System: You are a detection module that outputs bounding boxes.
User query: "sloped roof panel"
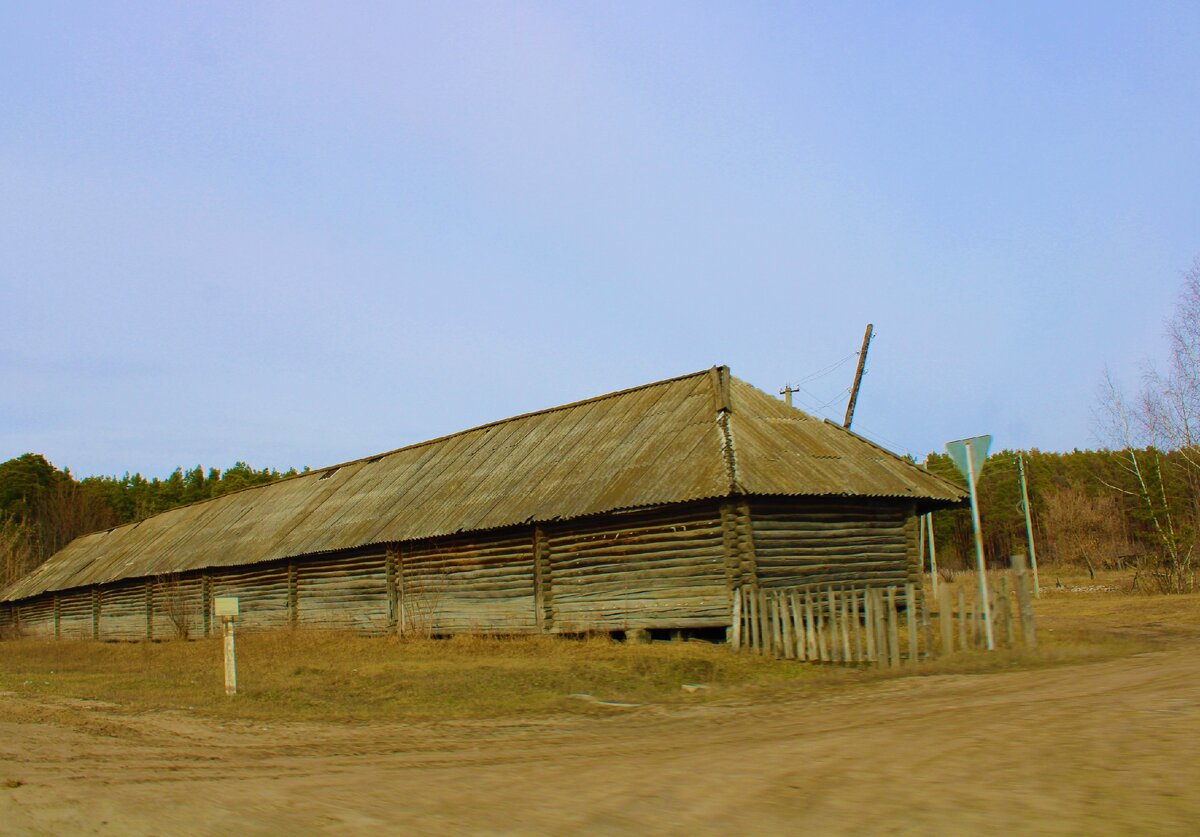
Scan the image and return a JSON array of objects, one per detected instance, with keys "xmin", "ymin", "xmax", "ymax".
[{"xmin": 3, "ymin": 367, "xmax": 964, "ymax": 601}]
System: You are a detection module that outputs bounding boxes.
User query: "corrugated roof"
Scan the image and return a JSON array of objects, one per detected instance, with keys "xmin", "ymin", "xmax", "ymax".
[{"xmin": 2, "ymin": 367, "xmax": 965, "ymax": 601}]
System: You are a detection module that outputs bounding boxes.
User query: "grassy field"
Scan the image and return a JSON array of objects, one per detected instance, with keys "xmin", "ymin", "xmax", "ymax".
[{"xmin": 0, "ymin": 567, "xmax": 1193, "ymax": 723}]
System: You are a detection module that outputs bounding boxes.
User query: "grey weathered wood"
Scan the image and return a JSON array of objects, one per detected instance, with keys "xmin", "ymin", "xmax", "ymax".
[
  {"xmin": 92, "ymin": 588, "xmax": 101, "ymax": 640},
  {"xmin": 144, "ymin": 580, "xmax": 153, "ymax": 641},
  {"xmin": 288, "ymin": 559, "xmax": 299, "ymax": 628},
  {"xmin": 886, "ymin": 586, "xmax": 901, "ymax": 668},
  {"xmin": 905, "ymin": 582, "xmax": 918, "ymax": 665},
  {"xmin": 863, "ymin": 588, "xmax": 877, "ymax": 662},
  {"xmin": 998, "ymin": 575, "xmax": 1015, "ymax": 647},
  {"xmin": 918, "ymin": 586, "xmax": 933, "ymax": 660},
  {"xmin": 749, "ymin": 588, "xmax": 761, "ymax": 653},
  {"xmin": 779, "ymin": 591, "xmax": 795, "ymax": 659},
  {"xmin": 1011, "ymin": 554, "xmax": 1037, "ymax": 650},
  {"xmin": 849, "ymin": 591, "xmax": 862, "ymax": 662},
  {"xmin": 815, "ymin": 594, "xmax": 829, "ymax": 662},
  {"xmin": 730, "ymin": 586, "xmax": 743, "ymax": 651},
  {"xmin": 957, "ymin": 586, "xmax": 968, "ymax": 651},
  {"xmin": 803, "ymin": 591, "xmax": 817, "ymax": 660},
  {"xmin": 938, "ymin": 582, "xmax": 953, "ymax": 655},
  {"xmin": 839, "ymin": 590, "xmax": 852, "ymax": 662},
  {"xmin": 772, "ymin": 589, "xmax": 782, "ymax": 657}
]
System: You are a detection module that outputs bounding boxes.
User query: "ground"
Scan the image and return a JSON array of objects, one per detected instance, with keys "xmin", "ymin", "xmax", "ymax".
[{"xmin": 1, "ymin": 575, "xmax": 1198, "ymax": 835}]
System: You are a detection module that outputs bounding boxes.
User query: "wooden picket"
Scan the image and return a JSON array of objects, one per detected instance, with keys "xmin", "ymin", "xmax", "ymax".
[{"xmin": 731, "ymin": 565, "xmax": 1037, "ymax": 665}]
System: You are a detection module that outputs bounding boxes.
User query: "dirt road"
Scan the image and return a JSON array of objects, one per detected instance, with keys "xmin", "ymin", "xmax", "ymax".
[{"xmin": 2, "ymin": 647, "xmax": 1198, "ymax": 835}]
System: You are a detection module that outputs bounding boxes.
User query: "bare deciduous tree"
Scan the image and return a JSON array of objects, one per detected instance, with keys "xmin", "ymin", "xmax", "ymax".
[{"xmin": 1099, "ymin": 259, "xmax": 1200, "ymax": 593}]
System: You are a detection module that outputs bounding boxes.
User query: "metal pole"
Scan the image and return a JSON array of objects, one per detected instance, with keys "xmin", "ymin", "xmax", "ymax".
[
  {"xmin": 223, "ymin": 616, "xmax": 238, "ymax": 696},
  {"xmin": 926, "ymin": 513, "xmax": 940, "ymax": 597},
  {"xmin": 964, "ymin": 440, "xmax": 994, "ymax": 649},
  {"xmin": 1016, "ymin": 452, "xmax": 1041, "ymax": 597},
  {"xmin": 842, "ymin": 324, "xmax": 874, "ymax": 429}
]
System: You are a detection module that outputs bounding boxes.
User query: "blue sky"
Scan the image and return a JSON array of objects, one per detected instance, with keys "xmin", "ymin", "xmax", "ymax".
[{"xmin": 3, "ymin": 2, "xmax": 1198, "ymax": 477}]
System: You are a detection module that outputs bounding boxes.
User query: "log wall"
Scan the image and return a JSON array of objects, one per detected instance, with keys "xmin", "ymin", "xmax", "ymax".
[
  {"xmin": 297, "ymin": 549, "xmax": 389, "ymax": 634},
  {"xmin": 400, "ymin": 532, "xmax": 537, "ymax": 636},
  {"xmin": 547, "ymin": 506, "xmax": 729, "ymax": 631},
  {"xmin": 1, "ymin": 497, "xmax": 925, "ymax": 641},
  {"xmin": 750, "ymin": 499, "xmax": 912, "ymax": 590}
]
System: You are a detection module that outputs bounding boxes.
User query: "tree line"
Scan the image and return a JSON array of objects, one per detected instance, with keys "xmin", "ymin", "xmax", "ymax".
[
  {"xmin": 0, "ymin": 444, "xmax": 1190, "ymax": 593},
  {"xmin": 924, "ymin": 447, "xmax": 1192, "ymax": 591},
  {"xmin": 0, "ymin": 454, "xmax": 304, "ymax": 587}
]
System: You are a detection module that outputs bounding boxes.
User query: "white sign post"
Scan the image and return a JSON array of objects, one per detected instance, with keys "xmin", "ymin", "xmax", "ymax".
[
  {"xmin": 946, "ymin": 435, "xmax": 995, "ymax": 650},
  {"xmin": 214, "ymin": 597, "xmax": 239, "ymax": 696}
]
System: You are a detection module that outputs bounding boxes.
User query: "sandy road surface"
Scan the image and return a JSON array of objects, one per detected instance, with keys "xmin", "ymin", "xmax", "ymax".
[{"xmin": 1, "ymin": 648, "xmax": 1198, "ymax": 836}]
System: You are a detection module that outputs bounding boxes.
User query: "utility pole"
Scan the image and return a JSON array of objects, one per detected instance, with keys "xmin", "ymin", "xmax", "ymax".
[
  {"xmin": 780, "ymin": 384, "xmax": 800, "ymax": 407},
  {"xmin": 842, "ymin": 323, "xmax": 874, "ymax": 429},
  {"xmin": 1016, "ymin": 452, "xmax": 1041, "ymax": 597}
]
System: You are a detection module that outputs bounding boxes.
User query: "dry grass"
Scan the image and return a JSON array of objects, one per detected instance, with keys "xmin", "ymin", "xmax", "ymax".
[{"xmin": 1, "ymin": 567, "xmax": 1192, "ymax": 723}]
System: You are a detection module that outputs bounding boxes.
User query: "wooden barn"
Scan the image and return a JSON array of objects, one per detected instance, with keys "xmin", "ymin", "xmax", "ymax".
[{"xmin": 0, "ymin": 367, "xmax": 964, "ymax": 641}]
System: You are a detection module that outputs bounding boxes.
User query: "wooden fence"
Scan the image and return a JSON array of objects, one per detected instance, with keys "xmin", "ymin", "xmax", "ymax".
[{"xmin": 731, "ymin": 557, "xmax": 1038, "ymax": 665}]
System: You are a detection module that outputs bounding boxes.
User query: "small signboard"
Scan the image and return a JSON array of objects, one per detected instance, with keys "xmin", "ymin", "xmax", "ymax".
[
  {"xmin": 946, "ymin": 435, "xmax": 992, "ymax": 485},
  {"xmin": 213, "ymin": 596, "xmax": 240, "ymax": 618}
]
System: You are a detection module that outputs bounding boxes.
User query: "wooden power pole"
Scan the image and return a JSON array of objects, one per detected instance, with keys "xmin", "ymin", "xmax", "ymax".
[{"xmin": 842, "ymin": 323, "xmax": 874, "ymax": 429}]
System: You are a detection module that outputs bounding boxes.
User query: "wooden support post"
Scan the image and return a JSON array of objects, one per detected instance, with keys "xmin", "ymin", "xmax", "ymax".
[
  {"xmin": 873, "ymin": 588, "xmax": 887, "ymax": 666},
  {"xmin": 145, "ymin": 580, "xmax": 154, "ymax": 641},
  {"xmin": 201, "ymin": 575, "xmax": 212, "ymax": 638},
  {"xmin": 905, "ymin": 583, "xmax": 918, "ymax": 666},
  {"xmin": 385, "ymin": 548, "xmax": 398, "ymax": 634},
  {"xmin": 1011, "ymin": 554, "xmax": 1038, "ymax": 650},
  {"xmin": 918, "ymin": 587, "xmax": 933, "ymax": 660},
  {"xmin": 926, "ymin": 514, "xmax": 940, "ymax": 598},
  {"xmin": 92, "ymin": 588, "xmax": 101, "ymax": 640},
  {"xmin": 886, "ymin": 587, "xmax": 901, "ymax": 668},
  {"xmin": 288, "ymin": 559, "xmax": 299, "ymax": 629},
  {"xmin": 730, "ymin": 587, "xmax": 743, "ymax": 651},
  {"xmin": 396, "ymin": 543, "xmax": 409, "ymax": 637},
  {"xmin": 53, "ymin": 594, "xmax": 61, "ymax": 640},
  {"xmin": 533, "ymin": 527, "xmax": 552, "ymax": 633}
]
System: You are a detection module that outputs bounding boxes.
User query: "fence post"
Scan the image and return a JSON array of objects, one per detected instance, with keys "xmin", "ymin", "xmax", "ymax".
[
  {"xmin": 1011, "ymin": 554, "xmax": 1038, "ymax": 650},
  {"xmin": 998, "ymin": 576, "xmax": 1015, "ymax": 647},
  {"xmin": 748, "ymin": 588, "xmax": 761, "ymax": 653},
  {"xmin": 937, "ymin": 583, "xmax": 953, "ymax": 656},
  {"xmin": 886, "ymin": 587, "xmax": 901, "ymax": 668},
  {"xmin": 844, "ymin": 589, "xmax": 854, "ymax": 661},
  {"xmin": 779, "ymin": 592, "xmax": 795, "ymax": 659},
  {"xmin": 804, "ymin": 591, "xmax": 817, "ymax": 660},
  {"xmin": 905, "ymin": 583, "xmax": 918, "ymax": 665},
  {"xmin": 863, "ymin": 589, "xmax": 877, "ymax": 662},
  {"xmin": 851, "ymin": 591, "xmax": 864, "ymax": 662},
  {"xmin": 790, "ymin": 591, "xmax": 805, "ymax": 660},
  {"xmin": 956, "ymin": 587, "xmax": 968, "ymax": 650}
]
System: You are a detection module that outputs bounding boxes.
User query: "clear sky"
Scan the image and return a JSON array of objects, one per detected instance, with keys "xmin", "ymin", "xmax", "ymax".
[{"xmin": 3, "ymin": 2, "xmax": 1198, "ymax": 478}]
